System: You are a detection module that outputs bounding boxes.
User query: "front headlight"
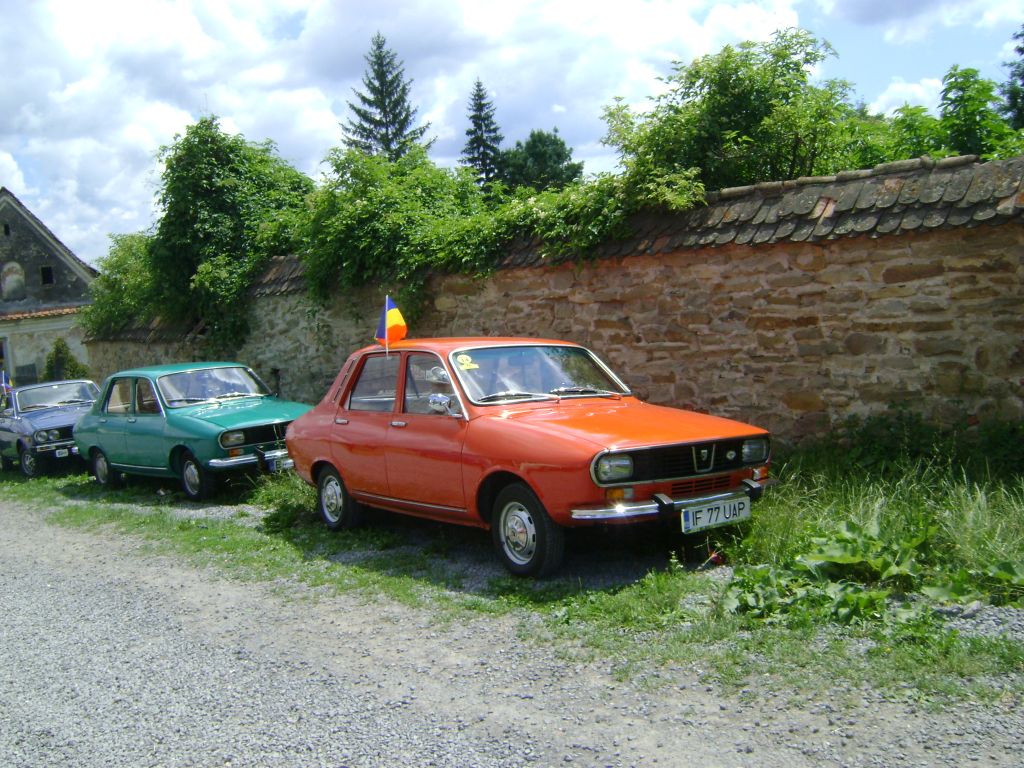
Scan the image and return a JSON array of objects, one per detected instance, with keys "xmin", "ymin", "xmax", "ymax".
[
  {"xmin": 34, "ymin": 429, "xmax": 61, "ymax": 444},
  {"xmin": 220, "ymin": 430, "xmax": 246, "ymax": 448},
  {"xmin": 742, "ymin": 438, "xmax": 770, "ymax": 464},
  {"xmin": 595, "ymin": 453, "xmax": 634, "ymax": 483}
]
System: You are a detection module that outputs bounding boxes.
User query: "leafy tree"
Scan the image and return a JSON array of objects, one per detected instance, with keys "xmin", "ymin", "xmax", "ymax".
[
  {"xmin": 1000, "ymin": 25, "xmax": 1024, "ymax": 130},
  {"xmin": 603, "ymin": 29, "xmax": 855, "ymax": 191},
  {"xmin": 939, "ymin": 66, "xmax": 1013, "ymax": 156},
  {"xmin": 79, "ymin": 232, "xmax": 155, "ymax": 338},
  {"xmin": 497, "ymin": 128, "xmax": 583, "ymax": 191},
  {"xmin": 147, "ymin": 116, "xmax": 313, "ymax": 351},
  {"xmin": 462, "ymin": 78, "xmax": 504, "ymax": 186},
  {"xmin": 43, "ymin": 338, "xmax": 90, "ymax": 381},
  {"xmin": 344, "ymin": 32, "xmax": 431, "ymax": 160},
  {"xmin": 302, "ymin": 146, "xmax": 501, "ymax": 307},
  {"xmin": 887, "ymin": 104, "xmax": 946, "ymax": 159}
]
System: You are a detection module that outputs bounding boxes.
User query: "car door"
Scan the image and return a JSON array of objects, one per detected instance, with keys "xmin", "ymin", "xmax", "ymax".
[
  {"xmin": 124, "ymin": 377, "xmax": 169, "ymax": 470},
  {"xmin": 329, "ymin": 352, "xmax": 399, "ymax": 499},
  {"xmin": 384, "ymin": 353, "xmax": 468, "ymax": 518},
  {"xmin": 94, "ymin": 378, "xmax": 132, "ymax": 464},
  {"xmin": 0, "ymin": 391, "xmax": 15, "ymax": 458}
]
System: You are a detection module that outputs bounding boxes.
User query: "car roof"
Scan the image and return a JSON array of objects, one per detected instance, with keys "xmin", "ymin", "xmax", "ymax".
[
  {"xmin": 106, "ymin": 362, "xmax": 251, "ymax": 378},
  {"xmin": 352, "ymin": 337, "xmax": 585, "ymax": 357}
]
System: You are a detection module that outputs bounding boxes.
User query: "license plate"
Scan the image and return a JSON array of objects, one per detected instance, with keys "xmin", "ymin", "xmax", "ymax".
[
  {"xmin": 55, "ymin": 448, "xmax": 69, "ymax": 458},
  {"xmin": 682, "ymin": 496, "xmax": 751, "ymax": 532}
]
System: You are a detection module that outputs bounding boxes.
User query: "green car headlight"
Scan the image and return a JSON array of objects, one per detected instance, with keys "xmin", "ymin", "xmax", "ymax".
[
  {"xmin": 219, "ymin": 430, "xmax": 246, "ymax": 448},
  {"xmin": 595, "ymin": 453, "xmax": 633, "ymax": 483},
  {"xmin": 742, "ymin": 438, "xmax": 770, "ymax": 464}
]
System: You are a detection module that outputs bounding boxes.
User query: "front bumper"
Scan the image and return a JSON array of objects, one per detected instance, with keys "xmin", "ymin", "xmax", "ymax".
[
  {"xmin": 570, "ymin": 478, "xmax": 775, "ymax": 521},
  {"xmin": 208, "ymin": 447, "xmax": 294, "ymax": 471},
  {"xmin": 33, "ymin": 440, "xmax": 79, "ymax": 457}
]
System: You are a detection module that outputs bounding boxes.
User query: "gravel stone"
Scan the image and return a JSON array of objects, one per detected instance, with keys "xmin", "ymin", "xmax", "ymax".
[{"xmin": 1, "ymin": 496, "xmax": 1022, "ymax": 767}]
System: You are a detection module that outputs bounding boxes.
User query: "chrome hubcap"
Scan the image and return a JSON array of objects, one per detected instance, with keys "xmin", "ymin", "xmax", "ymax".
[
  {"xmin": 95, "ymin": 454, "xmax": 108, "ymax": 483},
  {"xmin": 183, "ymin": 461, "xmax": 201, "ymax": 495},
  {"xmin": 500, "ymin": 501, "xmax": 536, "ymax": 565},
  {"xmin": 21, "ymin": 451, "xmax": 36, "ymax": 476},
  {"xmin": 321, "ymin": 476, "xmax": 343, "ymax": 523}
]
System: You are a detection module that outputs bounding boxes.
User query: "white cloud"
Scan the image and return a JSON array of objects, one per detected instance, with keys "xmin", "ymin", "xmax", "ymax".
[
  {"xmin": 868, "ymin": 77, "xmax": 944, "ymax": 116},
  {"xmin": 0, "ymin": 152, "xmax": 27, "ymax": 194}
]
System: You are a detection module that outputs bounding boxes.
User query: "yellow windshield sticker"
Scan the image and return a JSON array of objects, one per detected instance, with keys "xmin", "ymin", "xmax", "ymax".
[{"xmin": 456, "ymin": 354, "xmax": 479, "ymax": 370}]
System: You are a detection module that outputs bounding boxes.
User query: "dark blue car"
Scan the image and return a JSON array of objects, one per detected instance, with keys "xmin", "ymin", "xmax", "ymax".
[{"xmin": 0, "ymin": 379, "xmax": 99, "ymax": 477}]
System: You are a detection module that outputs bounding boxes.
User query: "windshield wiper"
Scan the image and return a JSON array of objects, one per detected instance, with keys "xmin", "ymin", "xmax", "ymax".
[
  {"xmin": 477, "ymin": 390, "xmax": 555, "ymax": 403},
  {"xmin": 548, "ymin": 386, "xmax": 622, "ymax": 399},
  {"xmin": 217, "ymin": 391, "xmax": 260, "ymax": 399},
  {"xmin": 58, "ymin": 398, "xmax": 93, "ymax": 405},
  {"xmin": 20, "ymin": 404, "xmax": 50, "ymax": 411},
  {"xmin": 166, "ymin": 397, "xmax": 210, "ymax": 404}
]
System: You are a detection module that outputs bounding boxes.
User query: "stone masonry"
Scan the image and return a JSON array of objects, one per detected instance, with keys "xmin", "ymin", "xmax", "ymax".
[{"xmin": 85, "ymin": 155, "xmax": 1024, "ymax": 443}]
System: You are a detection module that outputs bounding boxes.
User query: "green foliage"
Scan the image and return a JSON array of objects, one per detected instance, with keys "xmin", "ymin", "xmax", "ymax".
[
  {"xmin": 146, "ymin": 116, "xmax": 312, "ymax": 353},
  {"xmin": 939, "ymin": 66, "xmax": 1018, "ymax": 157},
  {"xmin": 344, "ymin": 32, "xmax": 431, "ymax": 160},
  {"xmin": 462, "ymin": 78, "xmax": 503, "ymax": 186},
  {"xmin": 43, "ymin": 338, "xmax": 90, "ymax": 381},
  {"xmin": 1000, "ymin": 25, "xmax": 1024, "ymax": 129},
  {"xmin": 497, "ymin": 128, "xmax": 584, "ymax": 191},
  {"xmin": 79, "ymin": 232, "xmax": 155, "ymax": 338},
  {"xmin": 723, "ymin": 411, "xmax": 1024, "ymax": 627}
]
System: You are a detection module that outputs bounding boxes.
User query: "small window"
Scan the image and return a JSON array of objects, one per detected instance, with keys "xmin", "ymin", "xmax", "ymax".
[
  {"xmin": 348, "ymin": 354, "xmax": 399, "ymax": 412},
  {"xmin": 135, "ymin": 379, "xmax": 160, "ymax": 415},
  {"xmin": 41, "ymin": 266, "xmax": 54, "ymax": 285},
  {"xmin": 3, "ymin": 224, "xmax": 9, "ymax": 236},
  {"xmin": 104, "ymin": 379, "xmax": 132, "ymax": 415}
]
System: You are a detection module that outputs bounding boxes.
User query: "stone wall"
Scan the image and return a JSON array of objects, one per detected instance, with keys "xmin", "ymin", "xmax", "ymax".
[
  {"xmin": 2, "ymin": 313, "xmax": 89, "ymax": 385},
  {"xmin": 88, "ymin": 222, "xmax": 1023, "ymax": 443}
]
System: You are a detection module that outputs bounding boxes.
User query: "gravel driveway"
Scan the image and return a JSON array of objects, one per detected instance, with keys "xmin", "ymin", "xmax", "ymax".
[{"xmin": 1, "ymin": 497, "xmax": 1021, "ymax": 768}]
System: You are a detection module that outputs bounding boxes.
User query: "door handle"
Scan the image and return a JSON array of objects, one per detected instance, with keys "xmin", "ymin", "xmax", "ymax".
[
  {"xmin": 128, "ymin": 418, "xmax": 137, "ymax": 423},
  {"xmin": 334, "ymin": 418, "xmax": 349, "ymax": 425},
  {"xmin": 390, "ymin": 421, "xmax": 407, "ymax": 428}
]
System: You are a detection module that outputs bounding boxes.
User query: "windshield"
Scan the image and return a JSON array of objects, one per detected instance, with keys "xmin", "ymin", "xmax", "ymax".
[
  {"xmin": 450, "ymin": 345, "xmax": 629, "ymax": 404},
  {"xmin": 157, "ymin": 366, "xmax": 270, "ymax": 407},
  {"xmin": 15, "ymin": 381, "xmax": 99, "ymax": 411}
]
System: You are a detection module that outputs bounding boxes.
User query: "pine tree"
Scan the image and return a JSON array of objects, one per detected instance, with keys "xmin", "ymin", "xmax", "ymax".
[
  {"xmin": 344, "ymin": 32, "xmax": 431, "ymax": 160},
  {"xmin": 1000, "ymin": 25, "xmax": 1024, "ymax": 130},
  {"xmin": 461, "ymin": 79, "xmax": 503, "ymax": 185}
]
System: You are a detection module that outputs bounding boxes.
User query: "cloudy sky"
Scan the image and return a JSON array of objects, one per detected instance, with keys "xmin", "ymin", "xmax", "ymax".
[{"xmin": 2, "ymin": 0, "xmax": 1022, "ymax": 266}]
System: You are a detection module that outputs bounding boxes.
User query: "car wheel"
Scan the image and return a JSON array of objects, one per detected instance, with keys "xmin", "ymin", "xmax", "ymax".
[
  {"xmin": 317, "ymin": 466, "xmax": 362, "ymax": 530},
  {"xmin": 92, "ymin": 449, "xmax": 123, "ymax": 488},
  {"xmin": 180, "ymin": 450, "xmax": 216, "ymax": 501},
  {"xmin": 19, "ymin": 447, "xmax": 41, "ymax": 478},
  {"xmin": 491, "ymin": 483, "xmax": 565, "ymax": 577}
]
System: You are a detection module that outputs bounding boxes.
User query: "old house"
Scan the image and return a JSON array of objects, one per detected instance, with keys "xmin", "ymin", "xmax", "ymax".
[{"xmin": 0, "ymin": 187, "xmax": 96, "ymax": 385}]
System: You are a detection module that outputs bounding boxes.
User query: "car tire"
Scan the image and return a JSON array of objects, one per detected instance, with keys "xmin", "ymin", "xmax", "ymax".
[
  {"xmin": 492, "ymin": 483, "xmax": 565, "ymax": 577},
  {"xmin": 180, "ymin": 450, "xmax": 216, "ymax": 501},
  {"xmin": 91, "ymin": 449, "xmax": 123, "ymax": 488},
  {"xmin": 317, "ymin": 466, "xmax": 362, "ymax": 530},
  {"xmin": 18, "ymin": 447, "xmax": 42, "ymax": 478}
]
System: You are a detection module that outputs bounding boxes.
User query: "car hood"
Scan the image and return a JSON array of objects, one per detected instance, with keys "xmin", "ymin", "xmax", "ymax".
[
  {"xmin": 19, "ymin": 404, "xmax": 95, "ymax": 430},
  {"xmin": 488, "ymin": 397, "xmax": 767, "ymax": 451},
  {"xmin": 174, "ymin": 397, "xmax": 312, "ymax": 429}
]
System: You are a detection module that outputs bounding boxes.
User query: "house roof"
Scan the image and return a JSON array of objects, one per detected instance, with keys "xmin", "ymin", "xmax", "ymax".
[
  {"xmin": 0, "ymin": 187, "xmax": 99, "ymax": 282},
  {"xmin": 502, "ymin": 154, "xmax": 1024, "ymax": 267},
  {"xmin": 0, "ymin": 305, "xmax": 84, "ymax": 322}
]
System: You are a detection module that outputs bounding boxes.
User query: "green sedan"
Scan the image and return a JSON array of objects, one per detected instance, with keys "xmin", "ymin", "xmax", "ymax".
[{"xmin": 74, "ymin": 362, "xmax": 312, "ymax": 500}]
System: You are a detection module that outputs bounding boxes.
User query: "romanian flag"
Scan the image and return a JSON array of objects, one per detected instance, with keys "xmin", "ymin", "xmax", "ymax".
[{"xmin": 375, "ymin": 295, "xmax": 407, "ymax": 350}]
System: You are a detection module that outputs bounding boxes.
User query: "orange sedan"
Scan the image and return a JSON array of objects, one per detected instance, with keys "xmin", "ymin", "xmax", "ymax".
[{"xmin": 286, "ymin": 338, "xmax": 773, "ymax": 576}]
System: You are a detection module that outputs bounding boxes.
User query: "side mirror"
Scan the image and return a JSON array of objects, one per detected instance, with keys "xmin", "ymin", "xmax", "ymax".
[{"xmin": 428, "ymin": 393, "xmax": 456, "ymax": 416}]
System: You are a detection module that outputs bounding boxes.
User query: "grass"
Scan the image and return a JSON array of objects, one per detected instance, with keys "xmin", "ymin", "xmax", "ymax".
[{"xmin": 5, "ymin": 412, "xmax": 1023, "ymax": 704}]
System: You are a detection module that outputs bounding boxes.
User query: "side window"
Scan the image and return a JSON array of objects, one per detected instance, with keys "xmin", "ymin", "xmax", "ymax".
[
  {"xmin": 404, "ymin": 354, "xmax": 459, "ymax": 415},
  {"xmin": 135, "ymin": 379, "xmax": 160, "ymax": 415},
  {"xmin": 347, "ymin": 354, "xmax": 400, "ymax": 412},
  {"xmin": 104, "ymin": 379, "xmax": 132, "ymax": 415}
]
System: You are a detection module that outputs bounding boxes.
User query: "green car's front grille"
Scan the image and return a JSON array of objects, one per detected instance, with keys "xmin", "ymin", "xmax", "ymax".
[{"xmin": 240, "ymin": 421, "xmax": 291, "ymax": 446}]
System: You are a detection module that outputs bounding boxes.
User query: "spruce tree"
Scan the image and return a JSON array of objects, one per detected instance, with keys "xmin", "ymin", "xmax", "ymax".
[
  {"xmin": 344, "ymin": 32, "xmax": 431, "ymax": 160},
  {"xmin": 1000, "ymin": 25, "xmax": 1024, "ymax": 130},
  {"xmin": 461, "ymin": 79, "xmax": 503, "ymax": 185}
]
